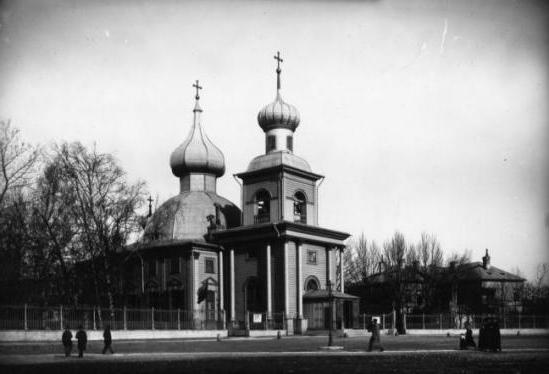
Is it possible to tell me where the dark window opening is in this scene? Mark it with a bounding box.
[293,191,307,223]
[170,257,179,274]
[287,136,293,152]
[205,258,215,274]
[254,190,271,223]
[306,278,319,291]
[148,260,156,277]
[266,135,276,153]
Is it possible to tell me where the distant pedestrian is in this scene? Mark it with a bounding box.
[62,326,73,357]
[367,318,384,352]
[75,325,87,358]
[102,325,114,354]
[459,322,476,350]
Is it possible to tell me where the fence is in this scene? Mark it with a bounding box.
[246,311,286,330]
[357,312,549,331]
[0,305,225,331]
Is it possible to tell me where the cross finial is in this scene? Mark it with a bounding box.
[274,51,283,90]
[193,80,202,100]
[147,195,154,218]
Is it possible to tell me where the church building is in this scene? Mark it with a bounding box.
[127,53,358,334]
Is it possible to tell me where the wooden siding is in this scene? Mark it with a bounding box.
[287,241,297,316]
[302,243,327,290]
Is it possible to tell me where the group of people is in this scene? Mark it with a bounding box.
[459,318,502,352]
[61,325,114,358]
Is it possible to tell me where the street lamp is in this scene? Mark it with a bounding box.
[327,280,333,347]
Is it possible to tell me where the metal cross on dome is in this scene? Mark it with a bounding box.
[193,80,202,100]
[274,51,283,71]
[274,51,283,90]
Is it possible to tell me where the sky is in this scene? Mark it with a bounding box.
[0,0,547,281]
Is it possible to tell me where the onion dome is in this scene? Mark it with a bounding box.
[257,51,300,133]
[170,81,225,178]
[257,92,300,132]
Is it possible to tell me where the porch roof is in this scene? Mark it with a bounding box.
[303,289,360,301]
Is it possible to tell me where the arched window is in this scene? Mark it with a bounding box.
[293,191,307,223]
[254,189,270,223]
[305,276,320,291]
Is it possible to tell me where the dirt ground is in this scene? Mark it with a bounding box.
[1,334,548,373]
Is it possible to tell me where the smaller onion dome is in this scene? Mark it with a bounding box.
[257,92,300,132]
[170,81,225,178]
[257,51,300,133]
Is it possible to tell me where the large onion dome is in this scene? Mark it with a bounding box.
[170,93,225,178]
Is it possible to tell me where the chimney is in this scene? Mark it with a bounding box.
[482,248,491,269]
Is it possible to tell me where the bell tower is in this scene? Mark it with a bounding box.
[237,52,323,226]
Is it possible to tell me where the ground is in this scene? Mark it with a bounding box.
[1,334,548,373]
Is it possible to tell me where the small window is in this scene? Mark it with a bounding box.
[170,257,179,274]
[205,258,215,274]
[148,260,157,277]
[287,136,293,152]
[266,135,276,153]
[293,191,307,223]
[307,250,317,265]
[254,190,270,223]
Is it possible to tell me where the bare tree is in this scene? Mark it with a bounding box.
[445,249,472,266]
[344,233,381,284]
[49,142,147,313]
[0,120,39,207]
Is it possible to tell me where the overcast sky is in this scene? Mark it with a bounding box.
[1,0,547,281]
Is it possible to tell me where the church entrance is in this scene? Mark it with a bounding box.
[244,277,264,313]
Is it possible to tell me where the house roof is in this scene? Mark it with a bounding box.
[451,262,524,282]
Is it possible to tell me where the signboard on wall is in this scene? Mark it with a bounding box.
[253,313,262,323]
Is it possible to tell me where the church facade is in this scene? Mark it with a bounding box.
[126,54,357,333]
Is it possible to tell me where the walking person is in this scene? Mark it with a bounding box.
[102,325,114,354]
[75,325,87,358]
[62,326,73,357]
[367,317,384,352]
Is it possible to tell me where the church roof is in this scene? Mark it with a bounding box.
[246,150,312,173]
[142,191,240,244]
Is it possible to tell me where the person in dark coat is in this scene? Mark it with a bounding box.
[102,325,114,354]
[62,326,73,357]
[75,325,87,358]
[459,322,476,350]
[367,318,384,352]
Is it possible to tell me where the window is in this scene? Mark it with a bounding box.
[266,135,276,153]
[287,136,293,152]
[205,258,215,274]
[307,250,317,265]
[148,260,156,277]
[170,257,179,274]
[305,277,319,291]
[293,191,307,223]
[206,291,216,320]
[254,190,270,223]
